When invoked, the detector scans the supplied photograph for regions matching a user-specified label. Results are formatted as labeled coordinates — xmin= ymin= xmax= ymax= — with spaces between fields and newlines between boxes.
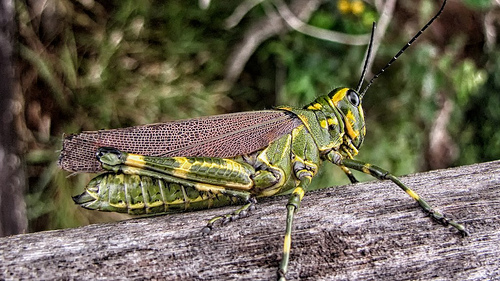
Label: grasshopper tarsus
xmin=201 ymin=225 xmax=213 ymax=235
xmin=277 ymin=269 xmax=286 ymax=281
xmin=203 ymin=198 xmax=257 ymax=233
xmin=428 ymin=211 xmax=469 ymax=237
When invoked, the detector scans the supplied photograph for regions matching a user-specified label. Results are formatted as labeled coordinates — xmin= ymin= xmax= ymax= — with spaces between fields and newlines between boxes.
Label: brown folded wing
xmin=58 ymin=110 xmax=302 ymax=173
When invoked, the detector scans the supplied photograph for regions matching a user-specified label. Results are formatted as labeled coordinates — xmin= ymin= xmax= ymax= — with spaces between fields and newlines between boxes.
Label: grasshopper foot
xmin=425 ymin=209 xmax=469 ymax=237
xmin=201 ymin=198 xmax=257 ymax=234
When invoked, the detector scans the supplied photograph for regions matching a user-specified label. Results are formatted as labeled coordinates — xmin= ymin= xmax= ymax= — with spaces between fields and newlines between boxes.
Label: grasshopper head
xmin=328 ymin=87 xmax=366 ymax=157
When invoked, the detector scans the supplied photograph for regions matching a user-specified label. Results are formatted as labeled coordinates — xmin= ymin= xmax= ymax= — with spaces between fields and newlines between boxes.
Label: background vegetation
xmin=15 ymin=0 xmax=499 ymax=232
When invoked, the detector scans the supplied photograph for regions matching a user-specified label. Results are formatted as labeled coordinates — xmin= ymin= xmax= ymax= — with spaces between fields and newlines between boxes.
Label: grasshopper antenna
xmin=356 ymin=22 xmax=376 ymax=93
xmin=360 ymin=0 xmax=447 ymax=98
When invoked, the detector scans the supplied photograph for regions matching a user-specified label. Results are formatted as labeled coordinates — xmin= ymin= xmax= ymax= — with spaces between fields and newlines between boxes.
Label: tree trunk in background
xmin=0 ymin=0 xmax=27 ymax=236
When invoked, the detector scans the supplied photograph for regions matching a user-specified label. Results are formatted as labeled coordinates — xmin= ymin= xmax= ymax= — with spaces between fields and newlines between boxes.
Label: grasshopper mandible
xmin=58 ymin=0 xmax=467 ymax=279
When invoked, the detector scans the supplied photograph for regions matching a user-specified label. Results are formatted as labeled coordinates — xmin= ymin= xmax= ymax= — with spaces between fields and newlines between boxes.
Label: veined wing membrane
xmin=58 ymin=110 xmax=302 ymax=173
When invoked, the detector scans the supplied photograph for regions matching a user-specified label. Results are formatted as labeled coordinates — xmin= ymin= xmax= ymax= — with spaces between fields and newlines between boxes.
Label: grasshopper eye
xmin=347 ymin=89 xmax=360 ymax=106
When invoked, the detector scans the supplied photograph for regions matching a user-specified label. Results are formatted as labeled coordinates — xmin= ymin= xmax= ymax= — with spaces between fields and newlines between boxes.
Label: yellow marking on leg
xmin=362 ymin=164 xmax=371 ymax=174
xmin=283 ymin=235 xmax=291 ymax=254
xmin=346 ymin=140 xmax=359 ymax=156
xmin=125 ymin=154 xmax=146 ymax=168
xmin=292 ymin=187 xmax=305 ymax=201
xmin=165 ymin=199 xmax=186 ymax=205
xmin=340 ymin=165 xmax=350 ymax=174
xmin=256 ymin=151 xmax=287 ymax=191
xmin=171 ymin=157 xmax=191 ymax=179
xmin=193 ymin=183 xmax=224 ymax=193
xmin=172 ymin=169 xmax=189 ymax=179
xmin=406 ymin=189 xmax=420 ymax=200
xmin=342 ymin=146 xmax=354 ymax=159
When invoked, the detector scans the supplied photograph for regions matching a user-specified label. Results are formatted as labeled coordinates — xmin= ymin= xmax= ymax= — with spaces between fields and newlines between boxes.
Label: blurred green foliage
xmin=16 ymin=0 xmax=498 ymax=232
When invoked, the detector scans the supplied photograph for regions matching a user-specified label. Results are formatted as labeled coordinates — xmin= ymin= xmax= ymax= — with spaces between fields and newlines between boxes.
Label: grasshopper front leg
xmin=327 ymin=152 xmax=468 ymax=236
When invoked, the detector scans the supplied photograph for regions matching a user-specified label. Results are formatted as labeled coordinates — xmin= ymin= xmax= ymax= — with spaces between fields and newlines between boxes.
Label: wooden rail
xmin=1 ymin=161 xmax=499 ymax=280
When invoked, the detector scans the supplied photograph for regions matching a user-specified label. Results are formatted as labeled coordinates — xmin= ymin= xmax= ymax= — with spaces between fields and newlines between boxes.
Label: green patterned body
xmin=65 ymin=87 xmax=466 ymax=281
xmin=75 ymin=173 xmax=246 ymax=215
xmin=73 ymin=88 xmax=361 ymax=214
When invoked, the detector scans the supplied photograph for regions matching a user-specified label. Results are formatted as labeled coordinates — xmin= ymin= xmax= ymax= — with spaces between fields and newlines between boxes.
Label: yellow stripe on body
xmin=337 ymin=0 xmax=350 ymax=14
xmin=109 ymin=201 xmax=128 ymax=209
xmin=128 ymin=202 xmax=145 ymax=209
xmin=145 ymin=201 xmax=164 ymax=208
xmin=327 ymin=117 xmax=337 ymax=126
xmin=345 ymin=110 xmax=360 ymax=139
xmin=319 ymin=119 xmax=328 ymax=128
xmin=86 ymin=190 xmax=99 ymax=200
xmin=327 ymin=88 xmax=348 ymax=107
xmin=165 ymin=198 xmax=186 ymax=205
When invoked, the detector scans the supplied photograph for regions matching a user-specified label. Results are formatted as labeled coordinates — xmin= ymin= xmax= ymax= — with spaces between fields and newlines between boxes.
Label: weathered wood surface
xmin=1 ymin=161 xmax=499 ymax=280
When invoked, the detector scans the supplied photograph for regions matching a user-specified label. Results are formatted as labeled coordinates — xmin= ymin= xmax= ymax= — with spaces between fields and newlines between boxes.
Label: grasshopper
xmin=58 ymin=0 xmax=467 ymax=279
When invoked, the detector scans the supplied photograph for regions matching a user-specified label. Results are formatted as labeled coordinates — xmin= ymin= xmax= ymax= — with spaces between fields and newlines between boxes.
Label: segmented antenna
xmin=356 ymin=22 xmax=376 ymax=93
xmin=359 ymin=0 xmax=447 ymax=98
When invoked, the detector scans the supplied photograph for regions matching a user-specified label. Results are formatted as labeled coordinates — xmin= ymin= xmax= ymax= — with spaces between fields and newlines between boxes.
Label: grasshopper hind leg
xmin=202 ymin=197 xmax=257 ymax=234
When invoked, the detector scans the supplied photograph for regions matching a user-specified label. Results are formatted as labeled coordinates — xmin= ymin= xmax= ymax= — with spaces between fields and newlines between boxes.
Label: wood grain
xmin=1 ymin=161 xmax=499 ymax=280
